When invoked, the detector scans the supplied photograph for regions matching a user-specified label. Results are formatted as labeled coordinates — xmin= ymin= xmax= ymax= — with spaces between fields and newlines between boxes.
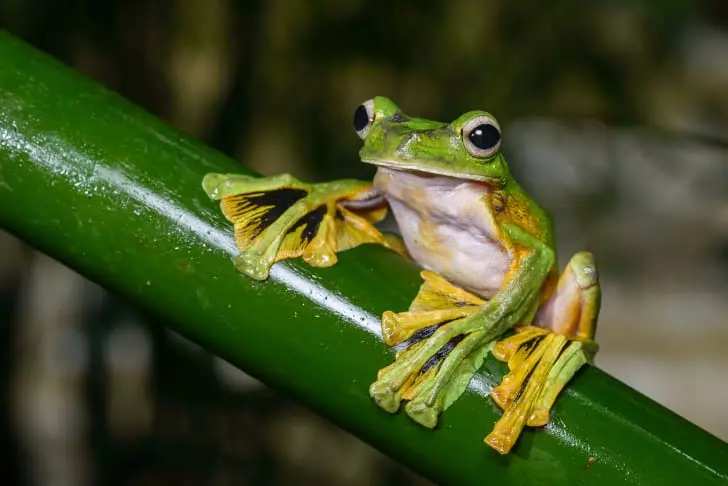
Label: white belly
xmin=374 ymin=168 xmax=510 ymax=297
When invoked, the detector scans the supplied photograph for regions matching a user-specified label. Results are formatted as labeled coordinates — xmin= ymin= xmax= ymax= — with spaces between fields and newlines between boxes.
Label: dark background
xmin=1 ymin=1 xmax=727 ymax=484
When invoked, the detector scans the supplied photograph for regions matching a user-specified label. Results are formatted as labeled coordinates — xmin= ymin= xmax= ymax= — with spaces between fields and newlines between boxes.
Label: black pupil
xmin=468 ymin=123 xmax=500 ymax=151
xmin=353 ymin=105 xmax=370 ymax=132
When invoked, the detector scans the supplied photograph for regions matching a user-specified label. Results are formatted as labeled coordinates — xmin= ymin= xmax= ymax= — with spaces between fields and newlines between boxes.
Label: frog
xmin=202 ymin=96 xmax=600 ymax=454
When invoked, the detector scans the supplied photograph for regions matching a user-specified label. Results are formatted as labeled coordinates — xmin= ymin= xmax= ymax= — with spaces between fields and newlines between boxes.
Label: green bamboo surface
xmin=0 ymin=31 xmax=726 ymax=485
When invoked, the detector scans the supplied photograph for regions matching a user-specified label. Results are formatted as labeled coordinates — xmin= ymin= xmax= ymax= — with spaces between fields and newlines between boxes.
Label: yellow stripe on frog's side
xmin=487 ymin=188 xmax=558 ymax=309
xmin=490 ymin=189 xmax=551 ymax=245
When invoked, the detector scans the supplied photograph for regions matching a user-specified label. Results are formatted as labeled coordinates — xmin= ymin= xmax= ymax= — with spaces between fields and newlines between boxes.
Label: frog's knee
xmin=569 ymin=251 xmax=598 ymax=289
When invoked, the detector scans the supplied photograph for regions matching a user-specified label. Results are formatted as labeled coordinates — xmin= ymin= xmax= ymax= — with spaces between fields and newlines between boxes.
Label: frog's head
xmin=355 ymin=96 xmax=510 ymax=184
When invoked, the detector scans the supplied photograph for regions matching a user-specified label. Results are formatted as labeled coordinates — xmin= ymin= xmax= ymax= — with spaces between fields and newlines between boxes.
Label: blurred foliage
xmin=1 ymin=0 xmax=728 ymax=485
xmin=5 ymin=0 xmax=728 ymax=181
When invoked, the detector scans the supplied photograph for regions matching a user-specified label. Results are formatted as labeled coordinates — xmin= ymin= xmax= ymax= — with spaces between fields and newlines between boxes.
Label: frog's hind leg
xmin=203 ymin=173 xmax=400 ymax=280
xmin=533 ymin=251 xmax=600 ymax=342
xmin=485 ymin=251 xmax=600 ymax=453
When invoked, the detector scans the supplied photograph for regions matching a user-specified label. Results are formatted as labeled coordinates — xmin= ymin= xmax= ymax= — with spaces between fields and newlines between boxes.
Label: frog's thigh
xmin=533 ymin=251 xmax=600 ymax=341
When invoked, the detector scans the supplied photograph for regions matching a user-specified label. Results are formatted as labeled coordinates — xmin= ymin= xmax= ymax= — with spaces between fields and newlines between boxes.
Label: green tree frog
xmin=202 ymin=97 xmax=600 ymax=454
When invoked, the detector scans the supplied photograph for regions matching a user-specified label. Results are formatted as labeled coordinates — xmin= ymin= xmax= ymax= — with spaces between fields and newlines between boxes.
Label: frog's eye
xmin=462 ymin=115 xmax=501 ymax=158
xmin=354 ymin=99 xmax=375 ymax=140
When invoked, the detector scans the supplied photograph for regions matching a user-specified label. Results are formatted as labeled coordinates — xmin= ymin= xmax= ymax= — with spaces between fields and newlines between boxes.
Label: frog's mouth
xmin=361 ymin=158 xmax=498 ymax=183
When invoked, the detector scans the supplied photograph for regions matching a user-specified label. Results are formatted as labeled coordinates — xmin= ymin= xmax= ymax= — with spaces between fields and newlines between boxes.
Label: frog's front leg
xmin=203 ymin=173 xmax=402 ymax=280
xmin=370 ymin=224 xmax=555 ymax=430
xmin=486 ymin=251 xmax=600 ymax=453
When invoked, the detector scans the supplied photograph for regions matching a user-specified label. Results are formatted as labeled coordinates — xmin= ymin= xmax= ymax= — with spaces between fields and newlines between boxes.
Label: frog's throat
xmin=361 ymin=158 xmax=498 ymax=184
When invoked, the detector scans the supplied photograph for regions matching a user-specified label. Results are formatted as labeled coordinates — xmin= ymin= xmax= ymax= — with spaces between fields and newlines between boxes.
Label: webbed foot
xmin=486 ymin=251 xmax=600 ymax=454
xmin=485 ymin=327 xmax=591 ymax=453
xmin=370 ymin=271 xmax=489 ymax=428
xmin=203 ymin=173 xmax=402 ymax=279
xmin=370 ymin=326 xmax=490 ymax=427
xmin=381 ymin=271 xmax=483 ymax=346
